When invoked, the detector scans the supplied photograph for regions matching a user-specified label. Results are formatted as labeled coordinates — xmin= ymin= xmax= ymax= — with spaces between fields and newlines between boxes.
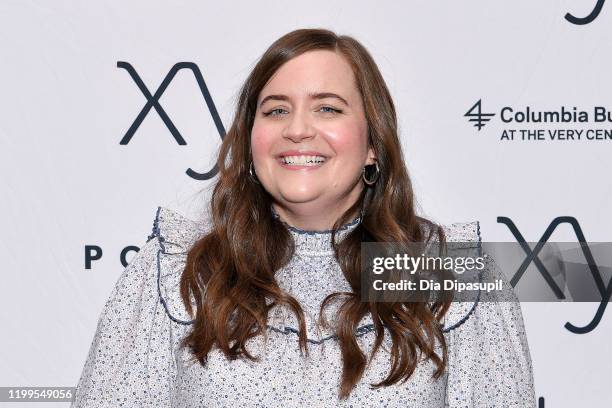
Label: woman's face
xmin=251 ymin=49 xmax=375 ymax=224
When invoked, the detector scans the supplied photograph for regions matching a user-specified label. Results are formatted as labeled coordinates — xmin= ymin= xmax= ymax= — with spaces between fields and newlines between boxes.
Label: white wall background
xmin=1 ymin=0 xmax=610 ymax=406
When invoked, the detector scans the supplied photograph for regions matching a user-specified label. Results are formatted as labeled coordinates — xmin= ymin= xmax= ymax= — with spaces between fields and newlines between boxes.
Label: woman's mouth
xmin=277 ymin=155 xmax=327 ymax=169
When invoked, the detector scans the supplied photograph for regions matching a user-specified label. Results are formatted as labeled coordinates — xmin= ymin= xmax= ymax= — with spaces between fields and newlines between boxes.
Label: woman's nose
xmin=282 ymin=110 xmax=316 ymax=142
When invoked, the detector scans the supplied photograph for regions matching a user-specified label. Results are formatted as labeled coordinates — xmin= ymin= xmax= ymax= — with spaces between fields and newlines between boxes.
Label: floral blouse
xmin=72 ymin=206 xmax=536 ymax=407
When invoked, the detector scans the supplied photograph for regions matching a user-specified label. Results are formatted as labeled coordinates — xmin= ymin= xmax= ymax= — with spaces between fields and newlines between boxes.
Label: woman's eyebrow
xmin=308 ymin=92 xmax=349 ymax=107
xmin=259 ymin=92 xmax=349 ymax=108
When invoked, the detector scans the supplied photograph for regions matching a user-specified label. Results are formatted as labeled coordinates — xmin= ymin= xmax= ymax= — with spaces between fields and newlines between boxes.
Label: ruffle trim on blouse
xmin=439 ymin=220 xmax=483 ymax=333
xmin=267 ymin=322 xmax=377 ymax=345
xmin=148 ymin=206 xmax=209 ymax=325
xmin=149 ymin=206 xmax=482 ymax=340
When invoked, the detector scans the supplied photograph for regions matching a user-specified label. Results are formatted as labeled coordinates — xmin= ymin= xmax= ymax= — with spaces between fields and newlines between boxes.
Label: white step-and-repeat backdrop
xmin=1 ymin=1 xmax=610 ymax=406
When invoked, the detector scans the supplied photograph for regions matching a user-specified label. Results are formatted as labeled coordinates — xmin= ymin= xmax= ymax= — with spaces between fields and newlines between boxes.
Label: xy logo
xmin=498 ymin=216 xmax=611 ymax=334
xmin=565 ymin=0 xmax=606 ymax=25
xmin=117 ymin=62 xmax=226 ymax=180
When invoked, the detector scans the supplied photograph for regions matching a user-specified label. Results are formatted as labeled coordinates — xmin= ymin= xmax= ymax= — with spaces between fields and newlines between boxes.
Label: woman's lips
xmin=276 ymin=155 xmax=328 ymax=170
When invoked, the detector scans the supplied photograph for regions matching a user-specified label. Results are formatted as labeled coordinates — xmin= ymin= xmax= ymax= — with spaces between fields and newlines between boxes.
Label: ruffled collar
xmin=270 ymin=205 xmax=361 ymax=255
xmin=151 ymin=206 xmax=484 ymax=343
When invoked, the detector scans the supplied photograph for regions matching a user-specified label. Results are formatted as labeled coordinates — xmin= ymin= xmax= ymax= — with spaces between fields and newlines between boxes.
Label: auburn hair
xmin=179 ymin=28 xmax=451 ymax=399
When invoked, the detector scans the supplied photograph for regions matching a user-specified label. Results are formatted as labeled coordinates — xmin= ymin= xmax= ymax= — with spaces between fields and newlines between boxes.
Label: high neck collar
xmin=270 ymin=206 xmax=361 ymax=255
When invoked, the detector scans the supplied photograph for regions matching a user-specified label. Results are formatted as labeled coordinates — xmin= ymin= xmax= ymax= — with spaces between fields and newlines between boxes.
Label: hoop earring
xmin=249 ymin=162 xmax=260 ymax=184
xmin=362 ymin=162 xmax=380 ymax=185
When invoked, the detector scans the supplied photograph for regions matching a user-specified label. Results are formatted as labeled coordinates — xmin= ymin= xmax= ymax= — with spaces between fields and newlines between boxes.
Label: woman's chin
xmin=277 ymin=189 xmax=325 ymax=205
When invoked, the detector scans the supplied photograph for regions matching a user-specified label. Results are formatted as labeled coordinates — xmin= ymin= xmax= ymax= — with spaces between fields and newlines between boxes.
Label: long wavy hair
xmin=179 ymin=28 xmax=450 ymax=399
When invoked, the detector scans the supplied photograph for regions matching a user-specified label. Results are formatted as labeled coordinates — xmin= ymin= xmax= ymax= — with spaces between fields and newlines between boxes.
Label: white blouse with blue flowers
xmin=72 ymin=206 xmax=536 ymax=407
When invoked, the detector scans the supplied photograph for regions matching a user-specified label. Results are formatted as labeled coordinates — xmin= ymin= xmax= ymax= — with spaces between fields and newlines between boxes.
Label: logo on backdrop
xmin=117 ymin=61 xmax=225 ymax=180
xmin=464 ymin=99 xmax=495 ymax=131
xmin=465 ymin=99 xmax=612 ymax=142
xmin=499 ymin=216 xmax=611 ymax=334
xmin=565 ymin=0 xmax=606 ymax=25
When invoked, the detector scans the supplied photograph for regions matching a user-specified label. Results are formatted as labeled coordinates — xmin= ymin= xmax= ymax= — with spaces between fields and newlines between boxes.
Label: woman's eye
xmin=263 ymin=108 xmax=287 ymax=117
xmin=320 ymin=106 xmax=342 ymax=114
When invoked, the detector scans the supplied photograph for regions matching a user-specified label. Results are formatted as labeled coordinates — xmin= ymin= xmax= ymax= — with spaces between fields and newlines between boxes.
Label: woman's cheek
xmin=250 ymin=126 xmax=271 ymax=159
xmin=326 ymin=120 xmax=368 ymax=149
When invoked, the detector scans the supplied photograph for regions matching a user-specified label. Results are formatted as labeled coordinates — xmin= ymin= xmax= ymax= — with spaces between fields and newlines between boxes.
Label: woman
xmin=72 ymin=28 xmax=536 ymax=407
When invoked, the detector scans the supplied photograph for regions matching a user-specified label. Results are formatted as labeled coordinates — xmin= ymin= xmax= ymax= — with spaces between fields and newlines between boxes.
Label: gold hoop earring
xmin=362 ymin=162 xmax=380 ymax=186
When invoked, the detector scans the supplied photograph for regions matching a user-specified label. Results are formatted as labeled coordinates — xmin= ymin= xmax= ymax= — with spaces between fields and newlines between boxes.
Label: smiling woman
xmin=251 ymin=48 xmax=374 ymax=231
xmin=72 ymin=28 xmax=536 ymax=407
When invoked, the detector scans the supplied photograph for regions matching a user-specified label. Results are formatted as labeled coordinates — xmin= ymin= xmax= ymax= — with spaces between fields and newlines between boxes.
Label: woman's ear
xmin=365 ymin=147 xmax=377 ymax=166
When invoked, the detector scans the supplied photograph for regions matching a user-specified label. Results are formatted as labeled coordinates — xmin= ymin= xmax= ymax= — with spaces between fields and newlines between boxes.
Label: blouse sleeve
xmin=71 ymin=233 xmax=180 ymax=407
xmin=443 ymin=251 xmax=537 ymax=407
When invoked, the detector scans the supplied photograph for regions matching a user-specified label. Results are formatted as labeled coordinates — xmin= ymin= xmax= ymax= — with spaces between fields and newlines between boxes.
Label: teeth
xmin=282 ymin=155 xmax=326 ymax=166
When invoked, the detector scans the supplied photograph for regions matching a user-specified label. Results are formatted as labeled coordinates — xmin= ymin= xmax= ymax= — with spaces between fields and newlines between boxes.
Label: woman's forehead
xmin=258 ymin=51 xmax=358 ymax=104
